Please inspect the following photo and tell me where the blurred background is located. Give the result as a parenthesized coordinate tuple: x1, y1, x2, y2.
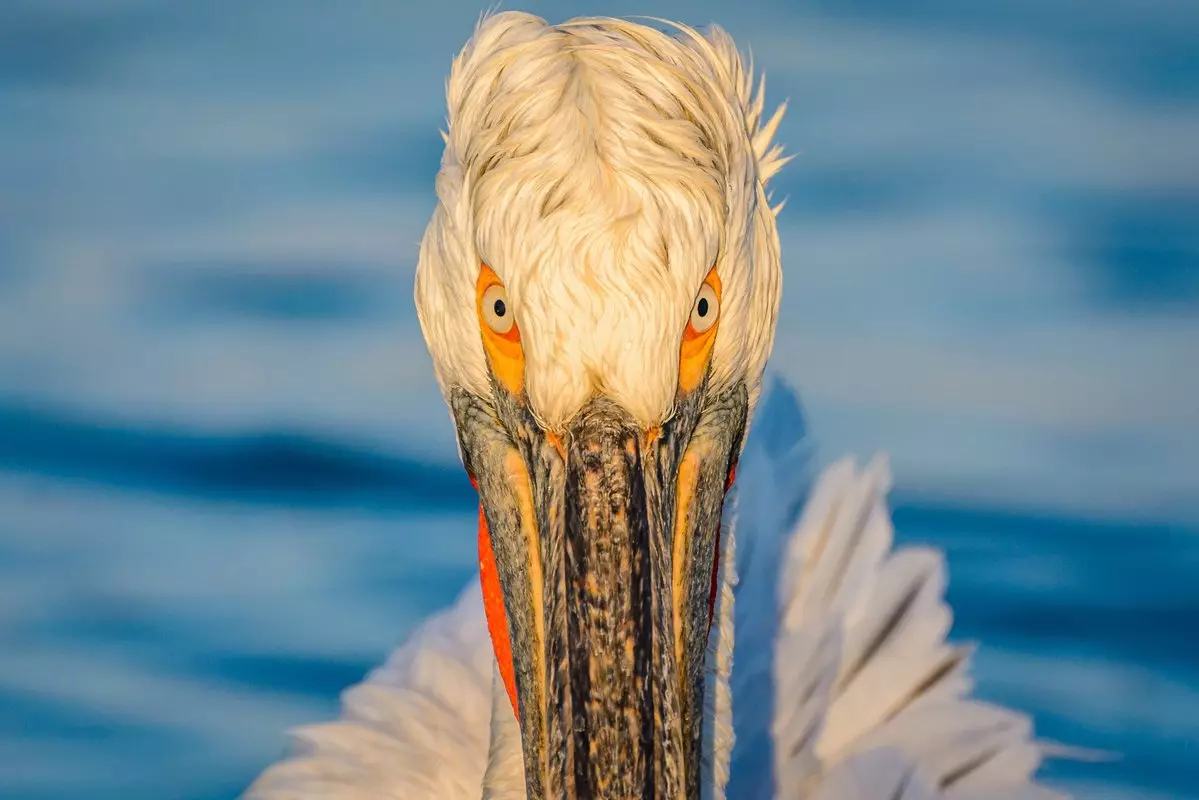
(1, 1, 1196, 798)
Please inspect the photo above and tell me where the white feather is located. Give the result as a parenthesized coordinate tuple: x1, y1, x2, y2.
(245, 580, 493, 799)
(245, 377, 1065, 799)
(724, 378, 1065, 799)
(248, 11, 1065, 799)
(482, 663, 526, 799)
(415, 12, 786, 431)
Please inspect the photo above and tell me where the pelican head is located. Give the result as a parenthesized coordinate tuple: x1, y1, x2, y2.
(415, 13, 787, 798)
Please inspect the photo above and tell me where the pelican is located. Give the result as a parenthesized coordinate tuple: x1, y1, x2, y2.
(246, 12, 1063, 799)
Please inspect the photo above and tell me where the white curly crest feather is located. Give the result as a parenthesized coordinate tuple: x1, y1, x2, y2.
(416, 12, 786, 431)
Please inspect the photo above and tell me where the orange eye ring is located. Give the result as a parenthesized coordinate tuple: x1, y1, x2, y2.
(679, 266, 721, 392)
(476, 263, 525, 394)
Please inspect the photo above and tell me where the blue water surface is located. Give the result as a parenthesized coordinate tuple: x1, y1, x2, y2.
(1, 1, 1197, 798)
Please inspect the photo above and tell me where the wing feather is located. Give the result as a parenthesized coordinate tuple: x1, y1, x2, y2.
(725, 376, 1065, 799)
(247, 376, 1066, 800)
(244, 579, 494, 799)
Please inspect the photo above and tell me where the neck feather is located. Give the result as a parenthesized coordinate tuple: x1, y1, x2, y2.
(483, 662, 526, 799)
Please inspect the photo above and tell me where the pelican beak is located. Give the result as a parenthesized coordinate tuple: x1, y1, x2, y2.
(451, 384, 747, 799)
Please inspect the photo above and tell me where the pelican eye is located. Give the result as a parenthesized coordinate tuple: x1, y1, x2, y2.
(476, 263, 523, 395)
(689, 283, 719, 335)
(482, 284, 513, 334)
(679, 266, 722, 392)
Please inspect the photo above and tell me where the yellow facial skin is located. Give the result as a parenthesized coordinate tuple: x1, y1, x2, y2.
(679, 266, 722, 394)
(476, 263, 525, 396)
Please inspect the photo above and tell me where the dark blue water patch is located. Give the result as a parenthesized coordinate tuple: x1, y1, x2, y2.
(0, 689, 185, 748)
(14, 598, 180, 651)
(1012, 671, 1199, 798)
(142, 258, 396, 324)
(197, 652, 379, 701)
(786, 0, 1199, 103)
(772, 160, 937, 217)
(356, 562, 476, 603)
(959, 600, 1199, 685)
(0, 5, 151, 89)
(0, 399, 474, 510)
(0, 2, 376, 93)
(1014, 697, 1199, 800)
(1072, 38, 1199, 103)
(311, 123, 445, 195)
(891, 495, 1199, 678)
(891, 493, 1199, 553)
(180, 776, 264, 800)
(891, 494, 1199, 611)
(891, 493, 1199, 797)
(1060, 191, 1199, 310)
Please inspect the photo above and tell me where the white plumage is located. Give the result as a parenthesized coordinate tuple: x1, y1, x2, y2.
(413, 11, 786, 429)
(245, 377, 1062, 799)
(245, 11, 1064, 798)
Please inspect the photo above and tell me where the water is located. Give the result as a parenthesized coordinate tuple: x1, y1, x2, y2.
(1, 1, 1197, 798)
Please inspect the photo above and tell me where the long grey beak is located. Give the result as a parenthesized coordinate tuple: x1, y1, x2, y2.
(451, 386, 747, 799)
(559, 398, 670, 797)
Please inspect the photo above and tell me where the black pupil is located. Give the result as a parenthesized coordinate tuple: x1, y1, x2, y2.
(697, 297, 709, 317)
(493, 298, 506, 317)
